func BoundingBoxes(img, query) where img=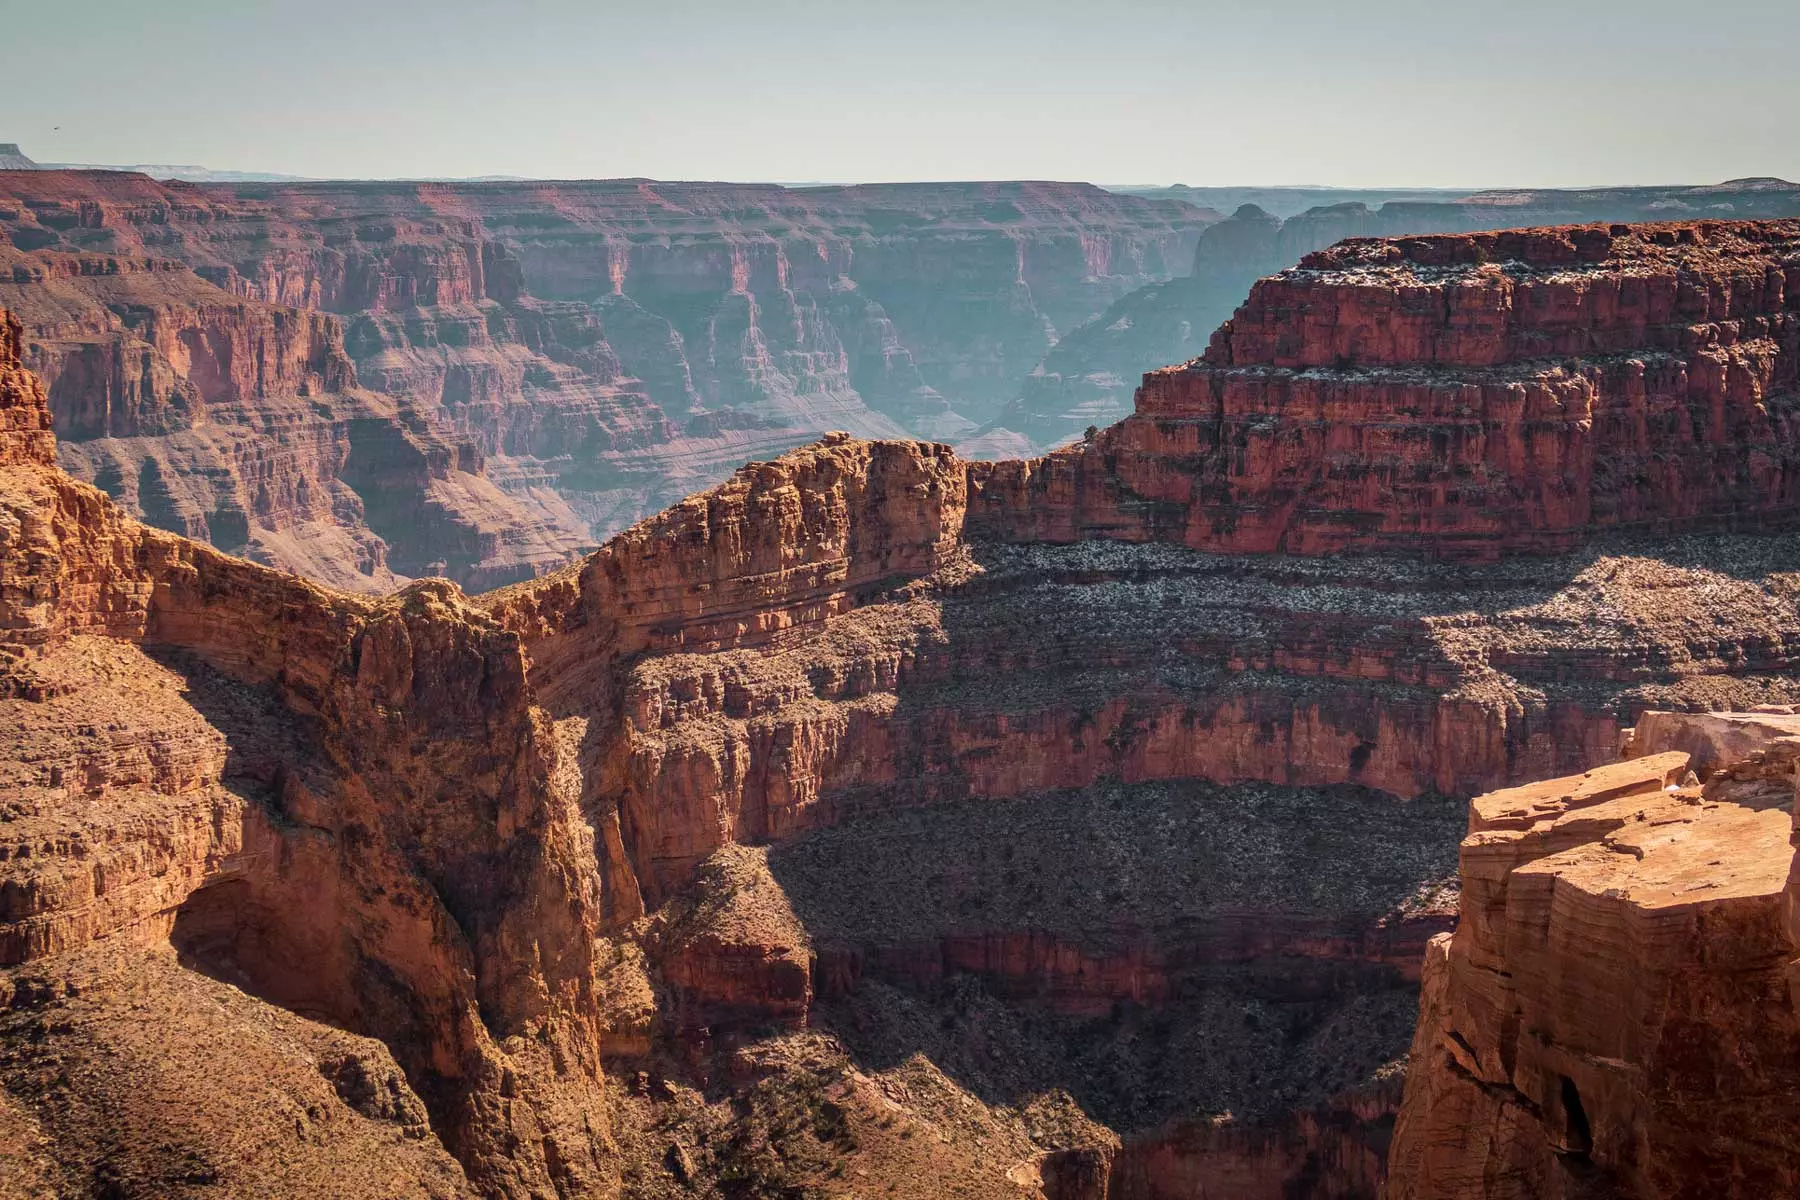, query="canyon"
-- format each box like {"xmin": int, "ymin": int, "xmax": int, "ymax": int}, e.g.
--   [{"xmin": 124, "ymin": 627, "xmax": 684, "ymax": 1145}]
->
[
  {"xmin": 3, "ymin": 214, "xmax": 1800, "ymax": 1199},
  {"xmin": 986, "ymin": 177, "xmax": 1800, "ymax": 453},
  {"xmin": 11, "ymin": 163, "xmax": 1800, "ymax": 603},
  {"xmin": 0, "ymin": 168, "xmax": 1211, "ymax": 592}
]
